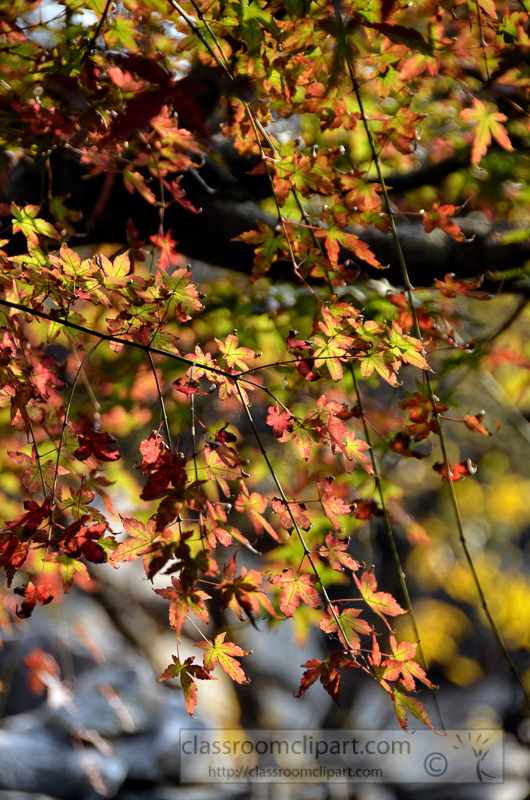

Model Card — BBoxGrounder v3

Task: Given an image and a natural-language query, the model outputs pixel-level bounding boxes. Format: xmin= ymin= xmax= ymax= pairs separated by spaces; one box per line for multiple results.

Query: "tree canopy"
xmin=0 ymin=0 xmax=529 ymax=734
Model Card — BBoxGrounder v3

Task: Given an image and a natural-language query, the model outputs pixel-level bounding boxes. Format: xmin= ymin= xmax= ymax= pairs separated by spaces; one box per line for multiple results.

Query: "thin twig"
xmin=347 ymin=53 xmax=530 ymax=708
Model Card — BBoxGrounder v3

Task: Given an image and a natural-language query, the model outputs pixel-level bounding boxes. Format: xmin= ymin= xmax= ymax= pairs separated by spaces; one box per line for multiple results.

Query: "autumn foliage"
xmin=0 ymin=0 xmax=529 ymax=730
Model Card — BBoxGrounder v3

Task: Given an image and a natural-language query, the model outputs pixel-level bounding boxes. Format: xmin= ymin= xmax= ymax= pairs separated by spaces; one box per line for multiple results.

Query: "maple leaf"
xmin=433 ymin=458 xmax=477 ymax=481
xmin=203 ymin=446 xmax=243 ymax=496
xmin=150 ymin=231 xmax=180 ymax=272
xmin=317 ymin=476 xmax=351 ymax=530
xmin=422 ymin=203 xmax=465 ymax=242
xmin=319 ymin=534 xmax=360 ymax=572
xmin=200 ymin=504 xmax=231 ymax=548
xmin=138 ymin=434 xmax=187 ymax=504
xmin=342 ymin=430 xmax=374 ymax=475
xmin=46 ymin=553 xmax=92 ymax=593
xmin=195 ymin=632 xmax=250 ymax=684
xmin=216 ymin=332 xmax=256 ymax=371
xmin=73 ymin=427 xmax=121 ymax=463
xmin=355 ymin=570 xmax=406 ymax=628
xmin=11 ymin=203 xmax=60 ymax=246
xmin=155 ymin=576 xmax=210 ymax=638
xmin=360 ymin=349 xmax=399 ymax=387
xmin=219 ymin=553 xmax=276 ymax=625
xmin=232 ymin=224 xmax=288 ymax=280
xmin=461 ymin=99 xmax=513 ymax=165
xmin=296 ymin=652 xmax=359 ymax=705
xmin=31 ymin=357 xmax=65 ymax=398
xmin=391 ymin=682 xmax=435 ymax=732
xmin=315 ymin=224 xmax=381 ymax=269
xmin=271 ymin=498 xmax=312 ymax=532
xmin=313 ymin=333 xmax=353 ymax=381
xmin=388 ymin=635 xmax=436 ymax=692
xmin=387 ymin=322 xmax=431 ymax=371
xmin=463 ymin=412 xmax=497 ymax=436
xmin=112 ymin=517 xmax=158 ymax=563
xmin=271 ymin=569 xmax=323 ymax=617
xmin=4 ymin=497 xmax=53 ymax=537
xmin=266 ymin=404 xmax=293 ymax=438
xmin=205 ymin=427 xmax=247 ymax=471
xmin=8 ymin=451 xmax=68 ymax=494
xmin=435 ymin=273 xmax=488 ymax=299
xmin=234 ymin=483 xmax=279 ymax=541
xmin=14 ymin=581 xmax=54 ymax=619
xmin=139 ymin=432 xmax=168 ymax=465
xmin=320 ymin=605 xmax=372 ymax=651
xmin=58 ymin=518 xmax=110 ymax=564
xmin=159 ymin=656 xmax=214 ymax=716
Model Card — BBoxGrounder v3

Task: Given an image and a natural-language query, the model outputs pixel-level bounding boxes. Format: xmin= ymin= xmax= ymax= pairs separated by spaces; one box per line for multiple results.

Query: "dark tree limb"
xmin=3 ymin=149 xmax=529 ymax=292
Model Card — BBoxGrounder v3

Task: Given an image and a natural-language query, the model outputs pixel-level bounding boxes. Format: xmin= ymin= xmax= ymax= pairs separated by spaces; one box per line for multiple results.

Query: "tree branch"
xmin=3 ymin=150 xmax=529 ymax=292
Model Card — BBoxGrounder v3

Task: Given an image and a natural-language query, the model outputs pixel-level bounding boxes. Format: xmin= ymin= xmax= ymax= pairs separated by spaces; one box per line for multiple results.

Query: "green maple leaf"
xmin=359 ymin=349 xmax=399 ymax=386
xmin=11 ymin=204 xmax=60 ymax=247
xmin=313 ymin=333 xmax=353 ymax=381
xmin=387 ymin=322 xmax=431 ymax=371
xmin=47 ymin=554 xmax=91 ymax=593
xmin=195 ymin=632 xmax=250 ymax=683
xmin=216 ymin=332 xmax=256 ymax=371
xmin=461 ymin=99 xmax=513 ymax=165
xmin=233 ymin=224 xmax=287 ymax=280
xmin=391 ymin=682 xmax=435 ymax=732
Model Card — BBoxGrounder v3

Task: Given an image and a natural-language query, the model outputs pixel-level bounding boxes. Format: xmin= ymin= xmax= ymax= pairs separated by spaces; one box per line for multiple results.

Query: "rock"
xmin=46 ymin=662 xmax=165 ymax=738
xmin=0 ymin=726 xmax=127 ymax=799
xmin=0 ymin=793 xmax=62 ymax=800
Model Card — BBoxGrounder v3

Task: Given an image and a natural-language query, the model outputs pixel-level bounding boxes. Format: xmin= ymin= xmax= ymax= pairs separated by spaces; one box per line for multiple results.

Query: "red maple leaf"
xmin=73 ymin=427 xmax=121 ymax=463
xmin=354 ymin=570 xmax=406 ymax=628
xmin=234 ymin=484 xmax=279 ymax=540
xmin=155 ymin=576 xmax=210 ymax=638
xmin=138 ymin=433 xmax=187 ymax=501
xmin=159 ymin=656 xmax=214 ymax=716
xmin=15 ymin=581 xmax=54 ymax=619
xmin=317 ymin=476 xmax=351 ymax=530
xmin=266 ymin=404 xmax=293 ymax=438
xmin=296 ymin=652 xmax=359 ymax=705
xmin=31 ymin=357 xmax=65 ymax=399
xmin=59 ymin=517 xmax=110 ymax=564
xmin=4 ymin=497 xmax=53 ymax=536
xmin=219 ymin=554 xmax=276 ymax=625
xmin=433 ymin=458 xmax=477 ymax=481
xmin=195 ymin=632 xmax=251 ymax=684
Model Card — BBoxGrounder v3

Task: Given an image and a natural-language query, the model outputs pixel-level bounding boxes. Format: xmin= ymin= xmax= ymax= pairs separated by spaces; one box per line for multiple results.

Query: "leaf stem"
xmin=349 ymin=364 xmax=445 ymax=730
xmin=234 ymin=379 xmax=357 ymax=662
xmin=347 ymin=54 xmax=530 ymax=708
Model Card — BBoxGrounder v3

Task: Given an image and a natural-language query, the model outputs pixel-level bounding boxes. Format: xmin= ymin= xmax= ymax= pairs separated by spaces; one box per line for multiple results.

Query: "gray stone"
xmin=0 ymin=727 xmax=126 ymax=799
xmin=46 ymin=663 xmax=164 ymax=738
